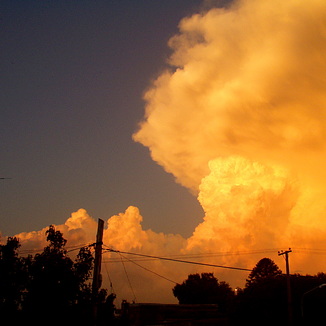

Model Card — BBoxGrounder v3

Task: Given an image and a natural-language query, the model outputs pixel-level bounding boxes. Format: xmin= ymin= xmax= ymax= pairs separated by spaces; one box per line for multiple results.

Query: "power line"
xmin=67 ymin=243 xmax=94 ymax=253
xmin=291 ymin=247 xmax=326 ymax=255
xmin=118 ymin=252 xmax=137 ymax=302
xmin=104 ymin=262 xmax=115 ymax=295
xmin=18 ymin=243 xmax=93 ymax=255
xmin=102 ymin=248 xmax=281 ymax=263
xmin=103 ymin=247 xmax=252 ymax=272
xmin=118 ymin=252 xmax=177 ymax=284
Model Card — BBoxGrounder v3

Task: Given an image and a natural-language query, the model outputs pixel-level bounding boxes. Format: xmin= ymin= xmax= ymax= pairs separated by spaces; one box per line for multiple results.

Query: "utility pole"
xmin=278 ymin=248 xmax=293 ymax=326
xmin=92 ymin=218 xmax=104 ymax=325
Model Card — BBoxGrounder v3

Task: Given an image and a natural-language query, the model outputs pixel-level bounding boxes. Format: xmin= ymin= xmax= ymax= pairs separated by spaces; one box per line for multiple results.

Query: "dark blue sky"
xmin=0 ymin=1 xmax=211 ymax=236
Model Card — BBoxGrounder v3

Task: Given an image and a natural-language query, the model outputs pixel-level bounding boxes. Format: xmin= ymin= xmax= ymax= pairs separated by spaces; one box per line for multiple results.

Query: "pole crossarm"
xmin=278 ymin=248 xmax=293 ymax=326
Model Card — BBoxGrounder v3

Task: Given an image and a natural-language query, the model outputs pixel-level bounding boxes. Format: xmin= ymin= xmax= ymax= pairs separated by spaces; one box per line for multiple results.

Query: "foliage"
xmin=245 ymin=257 xmax=282 ymax=287
xmin=25 ymin=225 xmax=78 ymax=318
xmin=291 ymin=272 xmax=326 ymax=325
xmin=75 ymin=245 xmax=94 ymax=284
xmin=0 ymin=237 xmax=27 ymax=317
xmin=231 ymin=258 xmax=286 ymax=325
xmin=172 ymin=272 xmax=234 ymax=311
xmin=0 ymin=225 xmax=113 ymax=324
xmin=172 ymin=259 xmax=326 ymax=326
xmin=233 ymin=258 xmax=326 ymax=326
xmin=3 ymin=233 xmax=326 ymax=326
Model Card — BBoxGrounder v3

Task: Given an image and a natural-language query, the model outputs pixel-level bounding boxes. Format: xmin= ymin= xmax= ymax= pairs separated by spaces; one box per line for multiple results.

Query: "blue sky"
xmin=0 ymin=0 xmax=209 ymax=236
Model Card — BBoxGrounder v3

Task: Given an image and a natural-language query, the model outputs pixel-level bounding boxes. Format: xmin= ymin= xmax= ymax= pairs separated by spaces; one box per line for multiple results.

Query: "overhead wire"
xmin=102 ymin=246 xmax=326 ymax=265
xmin=67 ymin=243 xmax=94 ymax=253
xmin=104 ymin=262 xmax=115 ymax=294
xmin=102 ymin=248 xmax=282 ymax=263
xmin=18 ymin=242 xmax=94 ymax=255
xmin=103 ymin=247 xmax=252 ymax=272
xmin=118 ymin=252 xmax=137 ymax=302
xmin=291 ymin=248 xmax=326 ymax=255
xmin=118 ymin=252 xmax=178 ymax=284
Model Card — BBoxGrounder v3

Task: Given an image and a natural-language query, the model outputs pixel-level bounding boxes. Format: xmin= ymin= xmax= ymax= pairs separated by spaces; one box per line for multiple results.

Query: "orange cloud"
xmin=11 ymin=0 xmax=326 ymax=303
xmin=133 ymin=0 xmax=326 ymax=289
xmin=14 ymin=207 xmax=188 ymax=303
xmin=134 ymin=0 xmax=326 ymax=191
xmin=16 ymin=208 xmax=97 ymax=251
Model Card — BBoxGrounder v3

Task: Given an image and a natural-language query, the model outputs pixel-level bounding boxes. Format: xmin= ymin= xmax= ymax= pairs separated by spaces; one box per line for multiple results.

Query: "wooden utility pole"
xmin=92 ymin=218 xmax=104 ymax=325
xmin=278 ymin=248 xmax=293 ymax=326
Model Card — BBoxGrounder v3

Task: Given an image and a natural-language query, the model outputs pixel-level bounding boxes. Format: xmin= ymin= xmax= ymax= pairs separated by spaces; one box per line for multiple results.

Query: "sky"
xmin=1 ymin=0 xmax=207 ymax=237
xmin=2 ymin=0 xmax=326 ymax=304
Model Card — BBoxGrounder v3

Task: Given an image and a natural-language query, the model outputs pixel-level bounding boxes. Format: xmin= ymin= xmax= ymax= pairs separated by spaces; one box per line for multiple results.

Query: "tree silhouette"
xmin=291 ymin=272 xmax=326 ymax=324
xmin=24 ymin=226 xmax=78 ymax=323
xmin=24 ymin=225 xmax=109 ymax=324
xmin=73 ymin=245 xmax=94 ymax=305
xmin=0 ymin=226 xmax=114 ymax=324
xmin=172 ymin=272 xmax=234 ymax=312
xmin=233 ymin=258 xmax=285 ymax=326
xmin=0 ymin=237 xmax=28 ymax=321
xmin=246 ymin=257 xmax=282 ymax=287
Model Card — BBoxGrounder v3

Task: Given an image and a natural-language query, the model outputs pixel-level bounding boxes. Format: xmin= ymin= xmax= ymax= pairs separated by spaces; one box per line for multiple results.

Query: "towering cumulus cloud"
xmin=134 ymin=1 xmax=326 ymax=244
xmin=13 ymin=0 xmax=326 ymax=302
xmin=134 ymin=0 xmax=326 ymax=191
xmin=133 ymin=0 xmax=326 ymax=283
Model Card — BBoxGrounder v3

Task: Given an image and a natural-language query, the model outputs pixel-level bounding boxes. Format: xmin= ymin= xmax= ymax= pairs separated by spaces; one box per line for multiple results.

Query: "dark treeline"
xmin=173 ymin=258 xmax=326 ymax=326
xmin=2 ymin=227 xmax=326 ymax=326
xmin=234 ymin=258 xmax=326 ymax=325
xmin=0 ymin=225 xmax=114 ymax=326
